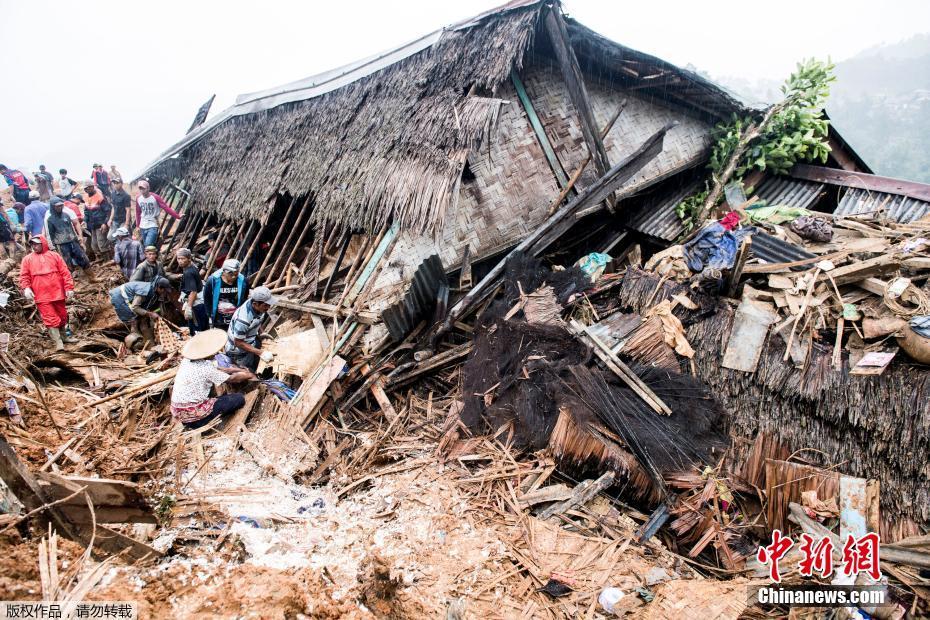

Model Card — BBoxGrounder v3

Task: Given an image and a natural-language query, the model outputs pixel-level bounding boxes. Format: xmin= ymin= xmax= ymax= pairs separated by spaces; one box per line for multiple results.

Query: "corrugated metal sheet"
xmin=753 ymin=176 xmax=825 ymax=210
xmin=749 ymin=230 xmax=815 ymax=268
xmin=834 ymin=187 xmax=930 ymax=223
xmin=625 ymin=181 xmax=701 ymax=241
xmin=627 ymin=175 xmax=826 ymax=242
xmin=382 ymin=255 xmax=448 ymax=341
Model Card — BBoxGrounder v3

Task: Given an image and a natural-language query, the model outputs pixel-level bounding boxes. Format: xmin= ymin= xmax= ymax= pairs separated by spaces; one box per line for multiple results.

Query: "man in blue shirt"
xmin=224 ymin=286 xmax=276 ymax=372
xmin=23 ymin=191 xmax=49 ymax=237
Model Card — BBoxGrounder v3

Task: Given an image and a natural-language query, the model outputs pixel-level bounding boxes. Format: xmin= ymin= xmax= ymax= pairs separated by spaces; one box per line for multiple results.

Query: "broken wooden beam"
xmin=568 ymin=319 xmax=671 ymax=415
xmin=537 ymin=471 xmax=615 ymax=520
xmin=384 ymin=343 xmax=473 ymax=389
xmin=274 ymin=298 xmax=378 ymax=324
xmin=791 ymin=163 xmax=930 ymax=203
xmin=544 ymin=6 xmax=613 ymax=207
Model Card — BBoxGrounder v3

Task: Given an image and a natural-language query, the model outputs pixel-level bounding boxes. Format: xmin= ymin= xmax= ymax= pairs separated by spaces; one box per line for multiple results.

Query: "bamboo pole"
xmin=321 ymin=232 xmax=351 ymax=302
xmin=251 ymin=195 xmax=301 ymax=284
xmin=241 ymin=209 xmax=271 ymax=269
xmin=86 ymin=368 xmax=178 ymax=408
xmin=264 ymin=196 xmax=313 ymax=283
xmin=270 ymin=214 xmax=314 ymax=288
xmin=225 ymin=219 xmax=249 ymax=263
xmin=204 ymin=220 xmax=231 ymax=274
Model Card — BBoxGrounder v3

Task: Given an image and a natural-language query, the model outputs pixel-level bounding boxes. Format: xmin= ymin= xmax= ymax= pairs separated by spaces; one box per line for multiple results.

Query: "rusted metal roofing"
xmin=834 ymin=187 xmax=930 ymax=223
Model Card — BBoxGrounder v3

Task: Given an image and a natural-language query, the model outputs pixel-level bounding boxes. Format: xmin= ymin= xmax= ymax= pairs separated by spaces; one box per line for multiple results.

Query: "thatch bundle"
xmin=146 ymin=3 xmax=542 ymax=235
xmin=617 ymin=267 xmax=930 ymax=527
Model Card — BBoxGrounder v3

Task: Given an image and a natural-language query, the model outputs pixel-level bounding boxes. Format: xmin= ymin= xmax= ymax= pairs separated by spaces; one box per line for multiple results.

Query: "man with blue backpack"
xmin=202 ymin=258 xmax=249 ymax=331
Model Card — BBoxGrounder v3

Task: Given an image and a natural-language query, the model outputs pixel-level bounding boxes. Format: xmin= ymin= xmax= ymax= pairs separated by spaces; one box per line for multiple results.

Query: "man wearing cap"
xmin=134 ymin=180 xmax=181 ymax=249
xmin=108 ymin=178 xmax=132 ymax=231
xmin=22 ymin=191 xmax=49 ymax=238
xmin=108 ymin=276 xmax=174 ymax=349
xmin=130 ymin=245 xmax=166 ymax=282
xmin=82 ymin=181 xmax=111 ymax=257
xmin=44 ymin=197 xmax=91 ymax=273
xmin=113 ymin=227 xmax=144 ymax=280
xmin=177 ymin=248 xmax=208 ymax=334
xmin=203 ymin=258 xmax=249 ymax=331
xmin=224 ymin=286 xmax=276 ymax=372
xmin=171 ymin=329 xmax=255 ymax=429
xmin=19 ymin=236 xmax=76 ymax=350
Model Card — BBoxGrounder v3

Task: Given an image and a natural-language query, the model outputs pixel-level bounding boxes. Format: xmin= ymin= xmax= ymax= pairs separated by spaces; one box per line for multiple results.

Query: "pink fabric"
xmin=719 ymin=212 xmax=741 ymax=231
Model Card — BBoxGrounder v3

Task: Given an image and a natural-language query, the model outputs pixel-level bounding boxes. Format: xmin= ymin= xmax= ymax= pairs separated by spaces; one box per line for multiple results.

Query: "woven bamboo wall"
xmin=369 ymin=57 xmax=713 ymax=305
xmin=522 ymin=57 xmax=713 ymax=194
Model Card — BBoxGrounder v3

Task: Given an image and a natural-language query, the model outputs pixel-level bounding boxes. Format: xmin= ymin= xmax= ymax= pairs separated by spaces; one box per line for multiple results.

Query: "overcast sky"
xmin=2 ymin=0 xmax=928 ymax=181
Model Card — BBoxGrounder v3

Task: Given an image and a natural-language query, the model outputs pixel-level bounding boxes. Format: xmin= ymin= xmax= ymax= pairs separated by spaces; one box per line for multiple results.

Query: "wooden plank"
xmin=721 ymin=297 xmax=778 ymax=372
xmin=511 ymin=71 xmax=570 ymax=188
xmin=516 ymin=484 xmax=572 ymax=508
xmin=370 ymin=376 xmax=398 ymax=423
xmin=274 ymin=298 xmax=378 ymax=324
xmin=347 ymin=223 xmax=399 ymax=302
xmin=791 ymin=163 xmax=930 ymax=202
xmin=298 ymin=356 xmax=346 ymax=425
xmin=537 ymin=472 xmax=614 ymax=519
xmin=220 ymin=389 xmax=261 ymax=436
xmin=544 ymin=7 xmax=612 ymax=199
xmin=742 ymin=250 xmax=850 ymax=274
xmin=817 ymin=254 xmax=898 ymax=286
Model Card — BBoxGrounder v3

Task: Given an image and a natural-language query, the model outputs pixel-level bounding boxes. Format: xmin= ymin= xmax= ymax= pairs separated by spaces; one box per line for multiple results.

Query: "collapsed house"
xmin=3 ymin=0 xmax=930 ymax=616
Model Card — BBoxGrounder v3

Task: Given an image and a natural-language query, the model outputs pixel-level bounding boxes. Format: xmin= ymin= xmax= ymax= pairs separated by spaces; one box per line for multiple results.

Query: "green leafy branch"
xmin=677 ymin=59 xmax=835 ymax=231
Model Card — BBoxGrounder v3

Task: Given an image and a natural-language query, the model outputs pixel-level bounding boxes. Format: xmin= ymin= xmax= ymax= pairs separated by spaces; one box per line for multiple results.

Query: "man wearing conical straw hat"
xmin=170 ymin=328 xmax=255 ymax=429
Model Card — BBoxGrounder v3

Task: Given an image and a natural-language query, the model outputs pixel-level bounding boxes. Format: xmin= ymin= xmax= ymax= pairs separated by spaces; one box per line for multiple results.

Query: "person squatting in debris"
xmin=108 ymin=276 xmax=174 ymax=350
xmin=203 ymin=258 xmax=249 ymax=331
xmin=82 ymin=180 xmax=111 ymax=258
xmin=19 ymin=236 xmax=77 ymax=351
xmin=134 ymin=179 xmax=181 ymax=249
xmin=223 ymin=286 xmax=276 ymax=372
xmin=171 ymin=329 xmax=255 ymax=430
xmin=43 ymin=197 xmax=93 ymax=277
xmin=112 ymin=227 xmax=145 ymax=280
xmin=131 ymin=246 xmax=166 ymax=282
xmin=176 ymin=248 xmax=209 ymax=335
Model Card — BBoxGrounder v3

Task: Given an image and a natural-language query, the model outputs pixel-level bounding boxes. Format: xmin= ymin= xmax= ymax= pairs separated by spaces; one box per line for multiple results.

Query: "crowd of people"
xmin=1 ymin=162 xmax=277 ymax=431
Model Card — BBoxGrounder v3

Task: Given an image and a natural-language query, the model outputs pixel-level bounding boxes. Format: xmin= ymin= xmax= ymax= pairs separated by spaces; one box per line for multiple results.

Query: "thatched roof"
xmin=142 ymin=0 xmax=543 ymax=233
xmin=140 ymin=0 xmax=751 ymax=234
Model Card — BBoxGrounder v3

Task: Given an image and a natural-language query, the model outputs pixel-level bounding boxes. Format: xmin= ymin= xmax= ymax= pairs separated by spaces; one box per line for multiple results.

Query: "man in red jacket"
xmin=19 ymin=236 xmax=76 ymax=350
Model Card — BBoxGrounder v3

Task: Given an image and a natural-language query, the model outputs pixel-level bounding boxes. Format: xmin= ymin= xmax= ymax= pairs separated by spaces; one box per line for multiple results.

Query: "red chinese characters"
xmin=756 ymin=530 xmax=794 ymax=583
xmin=756 ymin=531 xmax=882 ymax=583
xmin=798 ymin=533 xmax=834 ymax=578
xmin=842 ymin=532 xmax=882 ymax=581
